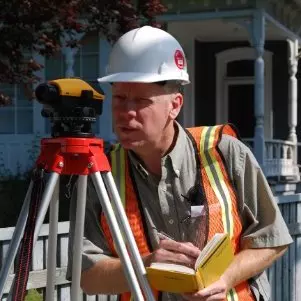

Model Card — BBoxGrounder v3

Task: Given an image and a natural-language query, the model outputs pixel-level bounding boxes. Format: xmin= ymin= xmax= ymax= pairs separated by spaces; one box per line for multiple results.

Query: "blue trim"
xmin=156 ymin=9 xmax=255 ymax=22
xmin=0 ymin=134 xmax=36 ymax=143
xmin=265 ymin=12 xmax=301 ymax=43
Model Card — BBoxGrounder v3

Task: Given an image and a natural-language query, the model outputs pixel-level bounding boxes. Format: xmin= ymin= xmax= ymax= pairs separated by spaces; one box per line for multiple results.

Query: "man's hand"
xmin=182 ymin=278 xmax=228 ymax=301
xmin=182 ymin=245 xmax=288 ymax=301
xmin=144 ymin=239 xmax=200 ymax=267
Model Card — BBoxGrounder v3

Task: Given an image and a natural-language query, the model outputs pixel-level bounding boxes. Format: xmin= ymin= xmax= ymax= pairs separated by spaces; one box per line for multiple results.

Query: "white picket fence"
xmin=0 ymin=195 xmax=301 ymax=301
xmin=0 ymin=222 xmax=117 ymax=301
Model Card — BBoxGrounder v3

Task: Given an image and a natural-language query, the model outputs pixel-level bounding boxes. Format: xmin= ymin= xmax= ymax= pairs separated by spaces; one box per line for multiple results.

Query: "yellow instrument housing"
xmin=49 ymin=78 xmax=105 ymax=102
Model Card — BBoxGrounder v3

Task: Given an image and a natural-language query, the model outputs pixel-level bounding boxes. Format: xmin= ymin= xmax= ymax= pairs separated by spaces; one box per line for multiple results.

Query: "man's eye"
xmin=138 ymin=98 xmax=152 ymax=105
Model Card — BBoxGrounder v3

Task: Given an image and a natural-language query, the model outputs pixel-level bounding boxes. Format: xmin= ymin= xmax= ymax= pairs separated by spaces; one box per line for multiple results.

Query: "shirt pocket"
xmin=187 ymin=203 xmax=222 ymax=250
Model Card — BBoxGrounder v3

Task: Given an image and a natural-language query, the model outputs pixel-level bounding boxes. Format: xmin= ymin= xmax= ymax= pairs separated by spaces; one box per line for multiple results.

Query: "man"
xmin=67 ymin=26 xmax=292 ymax=301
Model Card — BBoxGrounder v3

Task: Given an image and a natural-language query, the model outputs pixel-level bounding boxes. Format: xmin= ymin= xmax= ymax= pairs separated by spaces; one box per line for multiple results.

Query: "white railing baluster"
xmin=243 ymin=138 xmax=299 ymax=179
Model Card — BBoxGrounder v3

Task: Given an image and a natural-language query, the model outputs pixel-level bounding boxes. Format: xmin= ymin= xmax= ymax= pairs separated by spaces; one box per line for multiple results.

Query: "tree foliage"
xmin=0 ymin=0 xmax=166 ymax=105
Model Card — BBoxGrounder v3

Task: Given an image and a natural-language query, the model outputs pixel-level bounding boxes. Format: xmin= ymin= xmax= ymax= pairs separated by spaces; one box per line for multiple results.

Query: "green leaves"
xmin=0 ymin=0 xmax=167 ymax=106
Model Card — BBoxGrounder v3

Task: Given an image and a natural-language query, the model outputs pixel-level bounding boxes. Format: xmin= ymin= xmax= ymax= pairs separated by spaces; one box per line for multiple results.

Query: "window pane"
xmin=44 ymin=118 xmax=52 ymax=135
xmin=0 ymin=84 xmax=15 ymax=107
xmin=227 ymin=60 xmax=254 ymax=77
xmin=17 ymin=109 xmax=33 ymax=133
xmin=81 ymin=34 xmax=98 ymax=53
xmin=45 ymin=55 xmax=63 ymax=80
xmin=0 ymin=110 xmax=14 ymax=133
xmin=17 ymin=85 xmax=33 ymax=107
xmin=0 ymin=83 xmax=14 ymax=91
xmin=83 ymin=54 xmax=98 ymax=79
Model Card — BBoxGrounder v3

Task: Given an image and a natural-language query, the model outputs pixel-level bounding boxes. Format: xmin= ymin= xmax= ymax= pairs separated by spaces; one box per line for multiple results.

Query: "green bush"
xmin=25 ymin=289 xmax=43 ymax=301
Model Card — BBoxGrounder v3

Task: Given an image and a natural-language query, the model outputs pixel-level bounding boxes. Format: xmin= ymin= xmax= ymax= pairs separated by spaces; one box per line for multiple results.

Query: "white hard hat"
xmin=97 ymin=26 xmax=190 ymax=85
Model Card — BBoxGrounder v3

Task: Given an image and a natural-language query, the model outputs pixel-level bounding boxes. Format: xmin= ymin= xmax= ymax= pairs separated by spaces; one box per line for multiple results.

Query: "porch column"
xmin=252 ymin=10 xmax=266 ymax=166
xmin=287 ymin=39 xmax=299 ymax=144
xmin=62 ymin=47 xmax=77 ymax=77
xmin=61 ymin=32 xmax=85 ymax=77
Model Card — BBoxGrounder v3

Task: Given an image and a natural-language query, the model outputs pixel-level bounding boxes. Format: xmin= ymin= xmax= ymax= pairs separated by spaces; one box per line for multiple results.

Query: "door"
xmin=216 ymin=47 xmax=273 ymax=139
xmin=227 ymin=84 xmax=254 ymax=138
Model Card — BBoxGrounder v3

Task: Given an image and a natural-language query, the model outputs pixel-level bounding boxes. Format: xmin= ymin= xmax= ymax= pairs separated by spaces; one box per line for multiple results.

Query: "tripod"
xmin=0 ymin=136 xmax=156 ymax=301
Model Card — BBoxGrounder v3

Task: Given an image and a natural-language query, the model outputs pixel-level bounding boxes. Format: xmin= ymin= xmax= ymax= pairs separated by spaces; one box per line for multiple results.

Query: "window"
xmin=216 ymin=47 xmax=273 ymax=139
xmin=227 ymin=60 xmax=254 ymax=77
xmin=0 ymin=83 xmax=33 ymax=134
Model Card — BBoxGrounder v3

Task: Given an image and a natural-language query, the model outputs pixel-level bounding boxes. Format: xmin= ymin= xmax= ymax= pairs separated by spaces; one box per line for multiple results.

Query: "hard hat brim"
xmin=97 ymin=72 xmax=190 ymax=85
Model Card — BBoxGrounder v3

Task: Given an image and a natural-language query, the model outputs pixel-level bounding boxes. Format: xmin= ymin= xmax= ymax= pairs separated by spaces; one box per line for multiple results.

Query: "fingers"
xmin=148 ymin=239 xmax=200 ymax=267
xmin=182 ymin=279 xmax=228 ymax=301
xmin=159 ymin=239 xmax=200 ymax=258
xmin=199 ymin=280 xmax=227 ymax=297
xmin=152 ymin=248 xmax=197 ymax=267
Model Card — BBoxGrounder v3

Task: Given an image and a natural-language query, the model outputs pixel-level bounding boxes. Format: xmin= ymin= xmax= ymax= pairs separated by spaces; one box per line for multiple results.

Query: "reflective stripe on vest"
xmin=111 ymin=144 xmax=126 ymax=206
xmin=101 ymin=125 xmax=255 ymax=301
xmin=101 ymin=144 xmax=154 ymax=301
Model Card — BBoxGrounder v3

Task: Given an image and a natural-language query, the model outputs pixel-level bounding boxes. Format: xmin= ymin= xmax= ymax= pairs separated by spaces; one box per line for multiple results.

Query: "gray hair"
xmin=156 ymin=80 xmax=184 ymax=94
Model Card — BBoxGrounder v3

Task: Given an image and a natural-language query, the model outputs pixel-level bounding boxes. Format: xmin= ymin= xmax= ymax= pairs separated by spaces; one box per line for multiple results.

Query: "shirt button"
xmin=169 ymin=219 xmax=174 ymax=224
xmin=175 ymin=169 xmax=180 ymax=176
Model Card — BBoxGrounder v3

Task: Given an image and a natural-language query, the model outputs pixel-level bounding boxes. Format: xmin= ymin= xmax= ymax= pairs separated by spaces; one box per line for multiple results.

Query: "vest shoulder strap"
xmin=186 ymin=124 xmax=239 ymax=151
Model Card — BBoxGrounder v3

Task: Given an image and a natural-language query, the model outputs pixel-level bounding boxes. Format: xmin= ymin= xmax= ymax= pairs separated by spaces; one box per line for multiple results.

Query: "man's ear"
xmin=169 ymin=93 xmax=183 ymax=120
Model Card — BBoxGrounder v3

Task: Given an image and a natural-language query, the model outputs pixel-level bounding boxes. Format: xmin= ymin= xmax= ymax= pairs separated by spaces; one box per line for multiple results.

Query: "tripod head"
xmin=35 ymin=78 xmax=105 ymax=138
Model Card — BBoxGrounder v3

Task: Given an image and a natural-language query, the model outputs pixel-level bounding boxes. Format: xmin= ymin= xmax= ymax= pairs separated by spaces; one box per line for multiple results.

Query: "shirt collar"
xmin=128 ymin=151 xmax=149 ymax=179
xmin=164 ymin=121 xmax=187 ymax=178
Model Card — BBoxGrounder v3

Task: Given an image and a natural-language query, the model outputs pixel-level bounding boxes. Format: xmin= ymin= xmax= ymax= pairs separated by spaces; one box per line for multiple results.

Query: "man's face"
xmin=112 ymin=82 xmax=181 ymax=150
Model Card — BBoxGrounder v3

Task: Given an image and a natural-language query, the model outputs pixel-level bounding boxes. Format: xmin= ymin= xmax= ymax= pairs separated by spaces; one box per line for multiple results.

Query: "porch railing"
xmin=243 ymin=139 xmax=300 ymax=180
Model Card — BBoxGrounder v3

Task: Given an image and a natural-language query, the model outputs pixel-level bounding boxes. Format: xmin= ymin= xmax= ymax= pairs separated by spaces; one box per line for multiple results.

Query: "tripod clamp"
xmin=36 ymin=137 xmax=110 ymax=175
xmin=0 ymin=137 xmax=155 ymax=301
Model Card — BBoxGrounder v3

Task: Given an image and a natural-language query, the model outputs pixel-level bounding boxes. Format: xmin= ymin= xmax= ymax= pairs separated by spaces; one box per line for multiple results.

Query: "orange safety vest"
xmin=100 ymin=125 xmax=255 ymax=301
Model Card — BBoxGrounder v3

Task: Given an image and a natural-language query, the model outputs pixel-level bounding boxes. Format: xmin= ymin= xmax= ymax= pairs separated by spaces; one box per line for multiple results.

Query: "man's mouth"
xmin=119 ymin=126 xmax=138 ymax=134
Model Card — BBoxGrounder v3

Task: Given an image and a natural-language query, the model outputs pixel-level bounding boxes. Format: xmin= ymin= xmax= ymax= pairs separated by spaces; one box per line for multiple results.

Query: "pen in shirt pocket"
xmin=157 ymin=231 xmax=175 ymax=241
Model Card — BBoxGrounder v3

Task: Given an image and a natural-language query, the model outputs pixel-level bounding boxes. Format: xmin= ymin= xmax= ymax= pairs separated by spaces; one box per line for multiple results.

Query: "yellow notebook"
xmin=146 ymin=233 xmax=234 ymax=293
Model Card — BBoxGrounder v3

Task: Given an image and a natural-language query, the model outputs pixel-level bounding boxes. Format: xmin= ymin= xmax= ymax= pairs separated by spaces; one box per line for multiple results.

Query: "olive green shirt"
xmin=67 ymin=123 xmax=293 ymax=301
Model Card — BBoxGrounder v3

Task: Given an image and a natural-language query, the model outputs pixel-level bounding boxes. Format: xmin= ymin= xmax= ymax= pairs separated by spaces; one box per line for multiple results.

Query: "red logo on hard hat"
xmin=174 ymin=50 xmax=185 ymax=69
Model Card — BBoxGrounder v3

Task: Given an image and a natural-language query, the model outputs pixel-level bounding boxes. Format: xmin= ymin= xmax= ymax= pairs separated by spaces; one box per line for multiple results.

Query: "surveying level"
xmin=35 ymin=78 xmax=104 ymax=138
xmin=0 ymin=78 xmax=155 ymax=301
